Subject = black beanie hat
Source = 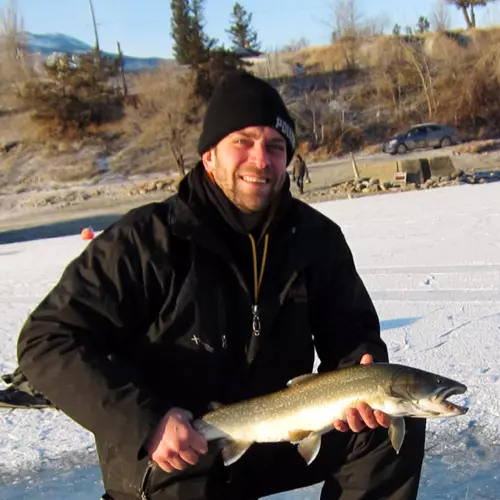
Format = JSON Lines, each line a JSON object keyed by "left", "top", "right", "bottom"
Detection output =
{"left": 197, "top": 70, "right": 296, "bottom": 165}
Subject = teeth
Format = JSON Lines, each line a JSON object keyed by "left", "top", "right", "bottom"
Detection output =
{"left": 242, "top": 176, "right": 267, "bottom": 184}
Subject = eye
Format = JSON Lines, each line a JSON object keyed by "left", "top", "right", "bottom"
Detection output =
{"left": 234, "top": 138, "right": 250, "bottom": 146}
{"left": 267, "top": 143, "right": 285, "bottom": 152}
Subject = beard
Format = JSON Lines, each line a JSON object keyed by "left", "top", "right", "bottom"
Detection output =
{"left": 212, "top": 160, "right": 285, "bottom": 213}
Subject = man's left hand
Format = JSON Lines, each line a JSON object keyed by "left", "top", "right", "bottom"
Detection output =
{"left": 332, "top": 354, "right": 391, "bottom": 433}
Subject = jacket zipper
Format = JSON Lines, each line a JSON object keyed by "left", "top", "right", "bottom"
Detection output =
{"left": 251, "top": 304, "right": 261, "bottom": 337}
{"left": 227, "top": 261, "right": 261, "bottom": 362}
{"left": 139, "top": 461, "right": 155, "bottom": 500}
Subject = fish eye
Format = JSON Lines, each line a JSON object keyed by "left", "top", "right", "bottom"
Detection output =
{"left": 436, "top": 377, "right": 442, "bottom": 384}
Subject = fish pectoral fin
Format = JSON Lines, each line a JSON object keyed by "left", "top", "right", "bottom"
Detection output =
{"left": 208, "top": 401, "right": 225, "bottom": 411}
{"left": 388, "top": 417, "right": 406, "bottom": 454}
{"left": 288, "top": 429, "right": 313, "bottom": 443}
{"left": 286, "top": 373, "right": 318, "bottom": 387}
{"left": 220, "top": 440, "right": 253, "bottom": 466}
{"left": 297, "top": 432, "right": 322, "bottom": 465}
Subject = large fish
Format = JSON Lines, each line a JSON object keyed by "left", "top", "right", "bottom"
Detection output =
{"left": 193, "top": 363, "right": 468, "bottom": 466}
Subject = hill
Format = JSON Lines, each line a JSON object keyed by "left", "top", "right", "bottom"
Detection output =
{"left": 25, "top": 32, "right": 172, "bottom": 72}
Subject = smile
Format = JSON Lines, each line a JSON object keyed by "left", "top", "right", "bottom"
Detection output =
{"left": 241, "top": 176, "right": 269, "bottom": 184}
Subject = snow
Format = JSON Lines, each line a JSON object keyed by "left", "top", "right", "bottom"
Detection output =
{"left": 1, "top": 182, "right": 500, "bottom": 498}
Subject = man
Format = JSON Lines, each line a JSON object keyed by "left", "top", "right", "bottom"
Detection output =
{"left": 292, "top": 154, "right": 309, "bottom": 194}
{"left": 16, "top": 70, "right": 425, "bottom": 500}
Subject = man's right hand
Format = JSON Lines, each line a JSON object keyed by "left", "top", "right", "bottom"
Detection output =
{"left": 147, "top": 407, "right": 208, "bottom": 473}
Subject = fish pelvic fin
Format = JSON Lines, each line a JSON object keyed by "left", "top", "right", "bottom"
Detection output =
{"left": 288, "top": 429, "right": 314, "bottom": 443}
{"left": 287, "top": 373, "right": 318, "bottom": 387}
{"left": 388, "top": 417, "right": 406, "bottom": 454}
{"left": 220, "top": 440, "right": 253, "bottom": 466}
{"left": 297, "top": 432, "right": 322, "bottom": 465}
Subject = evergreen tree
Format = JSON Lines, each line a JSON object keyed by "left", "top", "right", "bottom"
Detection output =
{"left": 226, "top": 2, "right": 260, "bottom": 51}
{"left": 23, "top": 52, "right": 124, "bottom": 135}
{"left": 392, "top": 23, "right": 401, "bottom": 36}
{"left": 170, "top": 0, "right": 214, "bottom": 64}
{"left": 170, "top": 0, "right": 192, "bottom": 64}
{"left": 416, "top": 16, "right": 430, "bottom": 34}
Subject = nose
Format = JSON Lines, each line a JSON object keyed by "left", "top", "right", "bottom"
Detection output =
{"left": 249, "top": 142, "right": 271, "bottom": 169}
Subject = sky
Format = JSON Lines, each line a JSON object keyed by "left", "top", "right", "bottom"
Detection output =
{"left": 1, "top": 180, "right": 500, "bottom": 498}
{"left": 2, "top": 0, "right": 500, "bottom": 59}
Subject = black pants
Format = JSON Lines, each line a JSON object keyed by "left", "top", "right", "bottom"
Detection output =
{"left": 104, "top": 418, "right": 426, "bottom": 500}
{"left": 296, "top": 176, "right": 304, "bottom": 194}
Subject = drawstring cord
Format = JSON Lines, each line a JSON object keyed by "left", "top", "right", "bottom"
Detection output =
{"left": 248, "top": 233, "right": 269, "bottom": 303}
{"left": 248, "top": 233, "right": 269, "bottom": 336}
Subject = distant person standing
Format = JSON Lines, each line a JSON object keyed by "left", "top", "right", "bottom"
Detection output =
{"left": 292, "top": 154, "right": 309, "bottom": 194}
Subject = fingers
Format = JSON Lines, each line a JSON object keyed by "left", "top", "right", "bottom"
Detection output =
{"left": 333, "top": 419, "right": 349, "bottom": 432}
{"left": 345, "top": 407, "right": 367, "bottom": 432}
{"left": 334, "top": 404, "right": 391, "bottom": 433}
{"left": 360, "top": 353, "right": 374, "bottom": 365}
{"left": 170, "top": 455, "right": 188, "bottom": 471}
{"left": 148, "top": 407, "right": 209, "bottom": 474}
{"left": 188, "top": 427, "right": 209, "bottom": 455}
{"left": 374, "top": 409, "right": 391, "bottom": 428}
{"left": 355, "top": 402, "right": 378, "bottom": 429}
{"left": 155, "top": 443, "right": 203, "bottom": 473}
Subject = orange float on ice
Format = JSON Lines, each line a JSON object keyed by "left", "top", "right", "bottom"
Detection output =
{"left": 80, "top": 227, "right": 95, "bottom": 240}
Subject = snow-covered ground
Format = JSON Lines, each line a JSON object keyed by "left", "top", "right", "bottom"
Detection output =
{"left": 1, "top": 181, "right": 499, "bottom": 499}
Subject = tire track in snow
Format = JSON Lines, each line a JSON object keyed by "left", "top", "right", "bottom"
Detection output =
{"left": 359, "top": 264, "right": 500, "bottom": 274}
{"left": 360, "top": 263, "right": 500, "bottom": 302}
{"left": 370, "top": 290, "right": 500, "bottom": 302}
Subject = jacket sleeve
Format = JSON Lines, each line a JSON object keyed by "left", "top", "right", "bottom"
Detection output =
{"left": 307, "top": 225, "right": 388, "bottom": 373}
{"left": 17, "top": 216, "right": 167, "bottom": 460}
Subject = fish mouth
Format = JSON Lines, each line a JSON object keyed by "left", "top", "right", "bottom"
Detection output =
{"left": 434, "top": 384, "right": 469, "bottom": 414}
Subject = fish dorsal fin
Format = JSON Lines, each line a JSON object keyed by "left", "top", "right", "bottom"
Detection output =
{"left": 208, "top": 401, "right": 224, "bottom": 411}
{"left": 297, "top": 432, "right": 322, "bottom": 465}
{"left": 221, "top": 440, "right": 253, "bottom": 466}
{"left": 287, "top": 373, "right": 318, "bottom": 387}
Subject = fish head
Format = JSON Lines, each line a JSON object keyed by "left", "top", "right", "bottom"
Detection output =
{"left": 389, "top": 366, "right": 469, "bottom": 418}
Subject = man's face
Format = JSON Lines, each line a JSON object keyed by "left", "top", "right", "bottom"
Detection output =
{"left": 202, "top": 126, "right": 288, "bottom": 213}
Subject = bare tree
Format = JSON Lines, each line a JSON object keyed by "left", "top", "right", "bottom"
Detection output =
{"left": 329, "top": 0, "right": 364, "bottom": 69}
{"left": 0, "top": 0, "right": 29, "bottom": 97}
{"left": 398, "top": 39, "right": 438, "bottom": 119}
{"left": 136, "top": 69, "right": 203, "bottom": 176}
{"left": 432, "top": 0, "right": 452, "bottom": 31}
{"left": 364, "top": 13, "right": 390, "bottom": 37}
{"left": 281, "top": 37, "right": 309, "bottom": 53}
{"left": 302, "top": 89, "right": 325, "bottom": 146}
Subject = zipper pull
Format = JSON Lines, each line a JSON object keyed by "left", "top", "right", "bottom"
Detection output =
{"left": 221, "top": 335, "right": 227, "bottom": 349}
{"left": 252, "top": 304, "right": 261, "bottom": 336}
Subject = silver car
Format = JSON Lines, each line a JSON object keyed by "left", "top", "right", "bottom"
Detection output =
{"left": 383, "top": 123, "right": 461, "bottom": 155}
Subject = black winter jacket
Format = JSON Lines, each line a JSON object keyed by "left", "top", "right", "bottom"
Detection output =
{"left": 17, "top": 164, "right": 387, "bottom": 499}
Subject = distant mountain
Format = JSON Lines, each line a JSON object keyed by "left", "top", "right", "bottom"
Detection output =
{"left": 25, "top": 32, "right": 172, "bottom": 72}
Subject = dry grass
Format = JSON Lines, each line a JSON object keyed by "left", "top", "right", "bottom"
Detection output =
{"left": 283, "top": 44, "right": 348, "bottom": 72}
{"left": 454, "top": 139, "right": 500, "bottom": 155}
{"left": 363, "top": 143, "right": 383, "bottom": 154}
{"left": 284, "top": 26, "right": 500, "bottom": 73}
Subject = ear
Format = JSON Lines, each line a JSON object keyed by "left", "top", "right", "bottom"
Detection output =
{"left": 202, "top": 148, "right": 216, "bottom": 174}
